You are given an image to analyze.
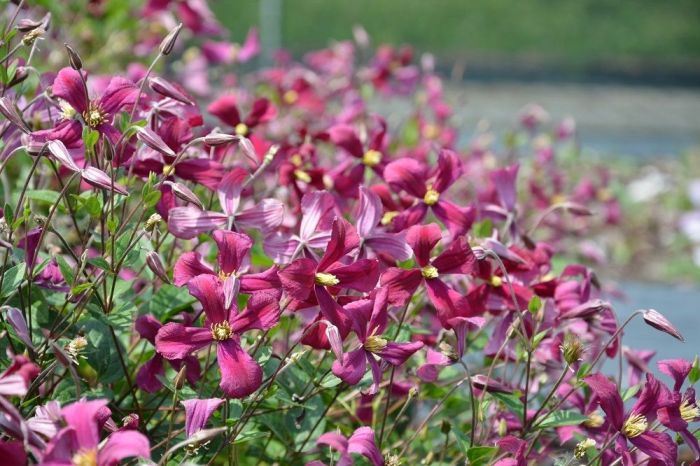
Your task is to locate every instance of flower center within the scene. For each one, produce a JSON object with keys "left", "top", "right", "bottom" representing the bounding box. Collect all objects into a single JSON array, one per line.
[
  {"left": 72, "top": 449, "right": 98, "bottom": 466},
  {"left": 381, "top": 211, "right": 398, "bottom": 225},
  {"left": 315, "top": 272, "right": 339, "bottom": 286},
  {"left": 489, "top": 276, "right": 502, "bottom": 287},
  {"left": 364, "top": 335, "right": 388, "bottom": 353},
  {"left": 294, "top": 169, "right": 312, "bottom": 183},
  {"left": 60, "top": 101, "right": 77, "bottom": 120},
  {"left": 283, "top": 89, "right": 298, "bottom": 104},
  {"left": 421, "top": 265, "right": 439, "bottom": 279},
  {"left": 235, "top": 123, "right": 249, "bottom": 136},
  {"left": 211, "top": 320, "right": 233, "bottom": 341},
  {"left": 82, "top": 101, "right": 107, "bottom": 128},
  {"left": 290, "top": 153, "right": 303, "bottom": 166},
  {"left": 583, "top": 411, "right": 605, "bottom": 428},
  {"left": 162, "top": 164, "right": 175, "bottom": 177},
  {"left": 621, "top": 413, "right": 648, "bottom": 438},
  {"left": 423, "top": 186, "right": 440, "bottom": 206},
  {"left": 362, "top": 149, "right": 382, "bottom": 167},
  {"left": 680, "top": 398, "right": 700, "bottom": 422},
  {"left": 218, "top": 270, "right": 232, "bottom": 280},
  {"left": 574, "top": 439, "right": 596, "bottom": 459}
]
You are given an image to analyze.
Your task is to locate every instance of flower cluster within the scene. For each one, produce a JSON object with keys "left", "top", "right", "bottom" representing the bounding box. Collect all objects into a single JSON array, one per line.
[{"left": 0, "top": 1, "right": 696, "bottom": 465}]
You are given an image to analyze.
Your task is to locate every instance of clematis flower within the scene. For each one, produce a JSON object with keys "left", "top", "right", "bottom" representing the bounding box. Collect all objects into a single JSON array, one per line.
[
  {"left": 331, "top": 288, "right": 423, "bottom": 394},
  {"left": 208, "top": 95, "right": 275, "bottom": 139},
  {"left": 48, "top": 67, "right": 137, "bottom": 143},
  {"left": 493, "top": 435, "right": 527, "bottom": 466},
  {"left": 156, "top": 274, "right": 280, "bottom": 398},
  {"left": 181, "top": 398, "right": 224, "bottom": 438},
  {"left": 383, "top": 149, "right": 474, "bottom": 236},
  {"left": 355, "top": 186, "right": 412, "bottom": 261},
  {"left": 585, "top": 373, "right": 677, "bottom": 465},
  {"left": 168, "top": 167, "right": 284, "bottom": 239},
  {"left": 134, "top": 314, "right": 201, "bottom": 393},
  {"left": 307, "top": 426, "right": 384, "bottom": 466},
  {"left": 278, "top": 217, "right": 379, "bottom": 336},
  {"left": 40, "top": 399, "right": 150, "bottom": 466},
  {"left": 656, "top": 359, "right": 700, "bottom": 461},
  {"left": 380, "top": 223, "right": 483, "bottom": 344}
]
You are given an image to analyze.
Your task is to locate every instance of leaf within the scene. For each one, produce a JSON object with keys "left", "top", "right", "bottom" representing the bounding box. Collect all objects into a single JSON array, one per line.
[
  {"left": 491, "top": 392, "right": 524, "bottom": 418},
  {"left": 576, "top": 362, "right": 592, "bottom": 380},
  {"left": 466, "top": 446, "right": 497, "bottom": 465},
  {"left": 535, "top": 410, "right": 588, "bottom": 429},
  {"left": 88, "top": 257, "right": 112, "bottom": 271},
  {"left": 528, "top": 295, "right": 542, "bottom": 314},
  {"left": 147, "top": 284, "right": 196, "bottom": 319},
  {"left": 622, "top": 383, "right": 641, "bottom": 401},
  {"left": 143, "top": 190, "right": 161, "bottom": 208},
  {"left": 689, "top": 356, "right": 699, "bottom": 385},
  {"left": 1, "top": 263, "right": 26, "bottom": 298},
  {"left": 25, "top": 190, "right": 60, "bottom": 205}
]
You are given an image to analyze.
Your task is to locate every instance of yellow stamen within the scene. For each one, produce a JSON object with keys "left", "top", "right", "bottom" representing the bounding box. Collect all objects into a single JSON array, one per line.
[
  {"left": 423, "top": 187, "right": 440, "bottom": 206},
  {"left": 283, "top": 89, "right": 299, "bottom": 104},
  {"left": 290, "top": 153, "right": 303, "bottom": 166},
  {"left": 621, "top": 413, "right": 648, "bottom": 438},
  {"left": 294, "top": 169, "right": 312, "bottom": 183},
  {"left": 364, "top": 335, "right": 388, "bottom": 353},
  {"left": 680, "top": 398, "right": 700, "bottom": 422},
  {"left": 82, "top": 101, "right": 106, "bottom": 128},
  {"left": 218, "top": 270, "right": 231, "bottom": 280},
  {"left": 550, "top": 193, "right": 567, "bottom": 205},
  {"left": 315, "top": 272, "right": 339, "bottom": 286},
  {"left": 162, "top": 164, "right": 175, "bottom": 177},
  {"left": 583, "top": 412, "right": 605, "bottom": 428},
  {"left": 211, "top": 320, "right": 233, "bottom": 341},
  {"left": 362, "top": 149, "right": 382, "bottom": 167},
  {"left": 234, "top": 123, "right": 249, "bottom": 136},
  {"left": 381, "top": 211, "right": 399, "bottom": 226},
  {"left": 72, "top": 449, "right": 98, "bottom": 466},
  {"left": 489, "top": 276, "right": 502, "bottom": 287},
  {"left": 574, "top": 439, "right": 596, "bottom": 459},
  {"left": 60, "top": 101, "right": 77, "bottom": 120},
  {"left": 421, "top": 265, "right": 439, "bottom": 279}
]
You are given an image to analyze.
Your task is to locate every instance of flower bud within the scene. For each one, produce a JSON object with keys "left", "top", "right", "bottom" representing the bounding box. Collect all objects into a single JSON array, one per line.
[
  {"left": 163, "top": 181, "right": 203, "bottom": 210},
  {"left": 560, "top": 333, "right": 585, "bottom": 365},
  {"left": 0, "top": 97, "right": 30, "bottom": 133},
  {"left": 21, "top": 28, "right": 44, "bottom": 47},
  {"left": 64, "top": 43, "right": 83, "bottom": 70},
  {"left": 202, "top": 132, "right": 238, "bottom": 147},
  {"left": 174, "top": 365, "right": 187, "bottom": 390},
  {"left": 470, "top": 374, "right": 513, "bottom": 394},
  {"left": 149, "top": 76, "right": 194, "bottom": 105},
  {"left": 159, "top": 23, "right": 183, "bottom": 56},
  {"left": 16, "top": 18, "right": 43, "bottom": 32},
  {"left": 642, "top": 309, "right": 684, "bottom": 342},
  {"left": 145, "top": 213, "right": 162, "bottom": 232},
  {"left": 102, "top": 136, "right": 115, "bottom": 161},
  {"left": 121, "top": 413, "right": 140, "bottom": 430},
  {"left": 146, "top": 251, "right": 170, "bottom": 283},
  {"left": 136, "top": 127, "right": 176, "bottom": 158},
  {"left": 7, "top": 66, "right": 28, "bottom": 88}
]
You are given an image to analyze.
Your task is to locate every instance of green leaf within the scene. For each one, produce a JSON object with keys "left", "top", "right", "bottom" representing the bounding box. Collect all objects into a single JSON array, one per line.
[
  {"left": 528, "top": 295, "right": 542, "bottom": 314},
  {"left": 143, "top": 190, "right": 161, "bottom": 208},
  {"left": 25, "top": 190, "right": 60, "bottom": 206},
  {"left": 147, "top": 284, "right": 196, "bottom": 319},
  {"left": 70, "top": 282, "right": 93, "bottom": 295},
  {"left": 622, "top": 383, "right": 641, "bottom": 401},
  {"left": 319, "top": 373, "right": 342, "bottom": 388},
  {"left": 535, "top": 410, "right": 588, "bottom": 429},
  {"left": 473, "top": 218, "right": 493, "bottom": 238},
  {"left": 1, "top": 263, "right": 26, "bottom": 298},
  {"left": 689, "top": 356, "right": 699, "bottom": 385},
  {"left": 576, "top": 362, "right": 592, "bottom": 380},
  {"left": 466, "top": 446, "right": 497, "bottom": 465},
  {"left": 88, "top": 257, "right": 112, "bottom": 272},
  {"left": 491, "top": 392, "right": 524, "bottom": 418}
]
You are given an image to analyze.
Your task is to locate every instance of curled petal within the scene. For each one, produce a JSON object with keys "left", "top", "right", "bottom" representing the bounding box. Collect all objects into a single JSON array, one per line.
[
  {"left": 331, "top": 348, "right": 367, "bottom": 385},
  {"left": 99, "top": 430, "right": 151, "bottom": 465},
  {"left": 347, "top": 427, "right": 383, "bottom": 466},
  {"left": 167, "top": 207, "right": 227, "bottom": 239},
  {"left": 584, "top": 373, "right": 624, "bottom": 430},
  {"left": 384, "top": 157, "right": 428, "bottom": 198},
  {"left": 181, "top": 398, "right": 224, "bottom": 437},
  {"left": 378, "top": 341, "right": 424, "bottom": 366}
]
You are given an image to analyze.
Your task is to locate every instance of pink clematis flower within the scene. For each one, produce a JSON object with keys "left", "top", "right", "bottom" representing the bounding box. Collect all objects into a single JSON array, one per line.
[
  {"left": 656, "top": 359, "right": 700, "bottom": 461},
  {"left": 383, "top": 149, "right": 474, "bottom": 237},
  {"left": 181, "top": 398, "right": 224, "bottom": 438},
  {"left": 40, "top": 399, "right": 150, "bottom": 466},
  {"left": 355, "top": 186, "right": 412, "bottom": 262},
  {"left": 585, "top": 373, "right": 677, "bottom": 465},
  {"left": 156, "top": 274, "right": 280, "bottom": 398},
  {"left": 168, "top": 167, "right": 284, "bottom": 239},
  {"left": 207, "top": 95, "right": 275, "bottom": 139},
  {"left": 48, "top": 67, "right": 137, "bottom": 143},
  {"left": 380, "top": 224, "right": 483, "bottom": 346},
  {"left": 278, "top": 217, "right": 379, "bottom": 337},
  {"left": 331, "top": 288, "right": 423, "bottom": 394},
  {"left": 307, "top": 426, "right": 384, "bottom": 466}
]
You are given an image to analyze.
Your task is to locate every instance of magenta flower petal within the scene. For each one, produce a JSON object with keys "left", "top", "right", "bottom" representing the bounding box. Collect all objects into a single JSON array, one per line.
[
  {"left": 331, "top": 348, "right": 367, "bottom": 385},
  {"left": 217, "top": 167, "right": 247, "bottom": 216},
  {"left": 213, "top": 230, "right": 252, "bottom": 275},
  {"left": 97, "top": 76, "right": 138, "bottom": 116},
  {"left": 380, "top": 267, "right": 422, "bottom": 307},
  {"left": 217, "top": 338, "right": 262, "bottom": 398},
  {"left": 181, "top": 398, "right": 224, "bottom": 437},
  {"left": 0, "top": 440, "right": 26, "bottom": 466},
  {"left": 177, "top": 158, "right": 225, "bottom": 191},
  {"left": 357, "top": 186, "right": 383, "bottom": 238},
  {"left": 52, "top": 68, "right": 88, "bottom": 113},
  {"left": 432, "top": 200, "right": 475, "bottom": 237},
  {"left": 240, "top": 266, "right": 282, "bottom": 293},
  {"left": 230, "top": 292, "right": 280, "bottom": 333},
  {"left": 136, "top": 356, "right": 165, "bottom": 393},
  {"left": 187, "top": 274, "right": 229, "bottom": 324},
  {"left": 318, "top": 218, "right": 360, "bottom": 271},
  {"left": 3, "top": 306, "right": 33, "bottom": 349},
  {"left": 433, "top": 149, "right": 462, "bottom": 193},
  {"left": 490, "top": 164, "right": 519, "bottom": 211},
  {"left": 167, "top": 206, "right": 228, "bottom": 239},
  {"left": 235, "top": 199, "right": 284, "bottom": 232},
  {"left": 237, "top": 27, "right": 260, "bottom": 62},
  {"left": 391, "top": 203, "right": 429, "bottom": 233},
  {"left": 299, "top": 191, "right": 336, "bottom": 241},
  {"left": 406, "top": 224, "right": 442, "bottom": 267},
  {"left": 61, "top": 399, "right": 107, "bottom": 450},
  {"left": 431, "top": 236, "right": 476, "bottom": 274},
  {"left": 384, "top": 157, "right": 428, "bottom": 198},
  {"left": 424, "top": 278, "right": 468, "bottom": 327},
  {"left": 317, "top": 431, "right": 348, "bottom": 454},
  {"left": 155, "top": 323, "right": 212, "bottom": 360},
  {"left": 326, "top": 259, "right": 379, "bottom": 293},
  {"left": 364, "top": 232, "right": 412, "bottom": 261},
  {"left": 585, "top": 373, "right": 624, "bottom": 430},
  {"left": 378, "top": 341, "right": 423, "bottom": 366},
  {"left": 657, "top": 359, "right": 693, "bottom": 392},
  {"left": 279, "top": 258, "right": 317, "bottom": 301},
  {"left": 316, "top": 285, "right": 352, "bottom": 334},
  {"left": 136, "top": 314, "right": 163, "bottom": 344},
  {"left": 347, "top": 426, "right": 383, "bottom": 466},
  {"left": 173, "top": 251, "right": 214, "bottom": 286},
  {"left": 417, "top": 348, "right": 452, "bottom": 382},
  {"left": 99, "top": 430, "right": 151, "bottom": 465},
  {"left": 628, "top": 431, "right": 677, "bottom": 465},
  {"left": 208, "top": 95, "right": 242, "bottom": 127},
  {"left": 329, "top": 124, "right": 364, "bottom": 158}
]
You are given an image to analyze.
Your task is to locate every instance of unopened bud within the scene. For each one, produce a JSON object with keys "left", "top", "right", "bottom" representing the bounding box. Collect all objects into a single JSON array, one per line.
[
  {"left": 561, "top": 334, "right": 585, "bottom": 366},
  {"left": 174, "top": 365, "right": 187, "bottom": 389},
  {"left": 149, "top": 76, "right": 194, "bottom": 105},
  {"left": 163, "top": 181, "right": 203, "bottom": 210},
  {"left": 145, "top": 213, "right": 162, "bottom": 232},
  {"left": 64, "top": 44, "right": 83, "bottom": 70},
  {"left": 159, "top": 23, "right": 183, "bottom": 56},
  {"left": 146, "top": 251, "right": 170, "bottom": 283},
  {"left": 136, "top": 127, "right": 176, "bottom": 158},
  {"left": 16, "top": 18, "right": 43, "bottom": 32},
  {"left": 0, "top": 97, "right": 30, "bottom": 133},
  {"left": 202, "top": 132, "right": 238, "bottom": 147},
  {"left": 440, "top": 420, "right": 451, "bottom": 434},
  {"left": 67, "top": 336, "right": 88, "bottom": 357},
  {"left": 642, "top": 309, "right": 684, "bottom": 342},
  {"left": 102, "top": 136, "right": 115, "bottom": 161},
  {"left": 7, "top": 66, "right": 28, "bottom": 88},
  {"left": 121, "top": 413, "right": 140, "bottom": 430}
]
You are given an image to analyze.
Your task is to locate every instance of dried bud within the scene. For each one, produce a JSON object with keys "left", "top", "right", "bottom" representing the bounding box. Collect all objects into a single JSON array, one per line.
[
  {"left": 159, "top": 23, "right": 183, "bottom": 56},
  {"left": 642, "top": 309, "right": 684, "bottom": 342},
  {"left": 145, "top": 213, "right": 162, "bottom": 232},
  {"left": 136, "top": 127, "right": 176, "bottom": 158},
  {"left": 146, "top": 251, "right": 170, "bottom": 283},
  {"left": 202, "top": 132, "right": 238, "bottom": 147},
  {"left": 0, "top": 97, "right": 30, "bottom": 133},
  {"left": 121, "top": 413, "right": 140, "bottom": 430},
  {"left": 102, "top": 136, "right": 115, "bottom": 161},
  {"left": 149, "top": 76, "right": 194, "bottom": 105},
  {"left": 174, "top": 365, "right": 187, "bottom": 389},
  {"left": 7, "top": 66, "right": 28, "bottom": 88},
  {"left": 21, "top": 28, "right": 44, "bottom": 47},
  {"left": 440, "top": 420, "right": 451, "bottom": 434},
  {"left": 64, "top": 44, "right": 83, "bottom": 70},
  {"left": 67, "top": 336, "right": 88, "bottom": 357},
  {"left": 574, "top": 438, "right": 596, "bottom": 459},
  {"left": 560, "top": 333, "right": 585, "bottom": 365},
  {"left": 163, "top": 181, "right": 203, "bottom": 210},
  {"left": 438, "top": 341, "right": 459, "bottom": 362}
]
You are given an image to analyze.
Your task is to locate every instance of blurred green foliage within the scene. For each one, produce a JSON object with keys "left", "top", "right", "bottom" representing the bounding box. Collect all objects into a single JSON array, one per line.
[{"left": 213, "top": 0, "right": 700, "bottom": 68}]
